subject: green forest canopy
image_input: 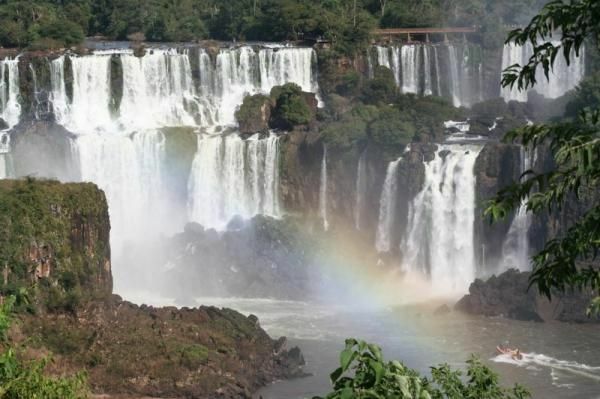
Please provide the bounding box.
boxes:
[0,0,548,52]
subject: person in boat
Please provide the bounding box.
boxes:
[496,346,523,360]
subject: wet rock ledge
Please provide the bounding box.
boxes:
[455,269,600,324]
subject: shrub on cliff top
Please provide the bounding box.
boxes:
[270,83,313,130]
[362,66,398,105]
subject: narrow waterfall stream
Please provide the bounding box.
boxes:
[500,147,536,271]
[319,145,329,231]
[354,151,368,231]
[375,158,402,253]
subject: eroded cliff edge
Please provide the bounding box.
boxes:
[0,179,304,398]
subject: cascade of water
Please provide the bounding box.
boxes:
[367,49,375,79]
[501,147,536,271]
[447,45,462,107]
[29,64,41,120]
[0,58,21,130]
[0,133,9,178]
[319,145,329,231]
[187,133,281,229]
[49,47,318,131]
[401,45,419,94]
[49,56,70,123]
[67,55,114,132]
[402,144,483,292]
[376,46,391,69]
[40,46,317,291]
[433,46,442,97]
[375,158,402,253]
[423,46,433,96]
[501,42,585,102]
[370,44,482,105]
[120,49,198,129]
[354,151,368,231]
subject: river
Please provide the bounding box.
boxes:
[126,293,600,398]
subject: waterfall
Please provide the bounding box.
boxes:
[423,46,433,96]
[500,147,536,271]
[354,151,368,231]
[401,45,419,94]
[370,44,482,106]
[501,42,585,102]
[0,58,21,130]
[47,46,318,131]
[402,144,483,292]
[119,49,198,129]
[433,46,442,97]
[0,133,9,178]
[35,46,319,291]
[49,56,69,123]
[447,45,462,107]
[375,158,402,253]
[74,130,172,240]
[187,133,282,230]
[319,145,329,231]
[197,46,318,126]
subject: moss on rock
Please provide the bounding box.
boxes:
[0,179,112,313]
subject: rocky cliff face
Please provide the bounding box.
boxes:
[0,179,112,310]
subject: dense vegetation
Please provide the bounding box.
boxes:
[0,0,547,53]
[0,179,111,314]
[486,0,600,314]
[0,297,89,398]
[316,339,529,399]
[319,64,463,156]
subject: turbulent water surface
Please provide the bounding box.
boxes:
[131,295,600,399]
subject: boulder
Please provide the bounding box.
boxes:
[236,94,272,134]
[455,269,542,321]
[455,269,600,323]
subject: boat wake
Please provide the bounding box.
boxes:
[492,352,600,385]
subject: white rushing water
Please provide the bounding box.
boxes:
[319,145,329,231]
[402,144,483,292]
[39,46,318,290]
[0,133,9,178]
[354,151,368,231]
[500,147,536,271]
[375,158,402,253]
[401,45,419,94]
[0,58,21,131]
[501,42,585,102]
[371,44,481,107]
[187,133,281,229]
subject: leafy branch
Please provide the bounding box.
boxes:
[487,0,600,314]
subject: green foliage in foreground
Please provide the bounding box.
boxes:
[486,0,600,314]
[0,297,88,399]
[316,339,530,399]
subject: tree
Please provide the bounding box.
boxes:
[486,0,600,315]
[315,339,530,399]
